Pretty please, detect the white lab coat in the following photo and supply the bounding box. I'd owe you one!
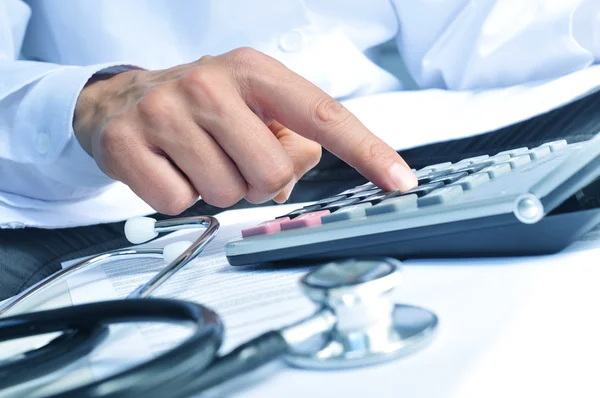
[1,0,599,228]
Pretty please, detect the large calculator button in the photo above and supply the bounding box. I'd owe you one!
[451,173,489,190]
[506,154,531,169]
[280,210,330,230]
[526,146,551,160]
[366,194,418,216]
[322,203,372,223]
[480,163,512,179]
[430,172,467,185]
[540,139,567,152]
[496,147,529,157]
[321,197,362,212]
[242,217,290,237]
[418,185,463,207]
[404,181,444,197]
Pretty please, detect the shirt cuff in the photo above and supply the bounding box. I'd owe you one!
[15,63,139,189]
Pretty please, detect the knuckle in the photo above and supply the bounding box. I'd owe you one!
[98,120,133,161]
[137,89,177,128]
[313,97,351,129]
[202,184,247,208]
[259,161,294,193]
[180,68,223,109]
[159,193,195,216]
[228,47,263,67]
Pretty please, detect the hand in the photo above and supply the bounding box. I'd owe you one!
[74,48,417,215]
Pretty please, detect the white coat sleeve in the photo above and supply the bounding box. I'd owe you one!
[0,0,134,202]
[391,0,600,90]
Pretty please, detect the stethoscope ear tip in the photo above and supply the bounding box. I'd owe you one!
[125,217,158,244]
[163,241,194,264]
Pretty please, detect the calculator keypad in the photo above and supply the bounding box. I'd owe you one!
[240,139,576,237]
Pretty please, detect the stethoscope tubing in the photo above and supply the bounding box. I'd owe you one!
[0,299,224,398]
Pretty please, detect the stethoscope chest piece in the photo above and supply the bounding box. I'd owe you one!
[284,257,438,369]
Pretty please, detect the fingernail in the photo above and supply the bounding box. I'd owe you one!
[273,179,296,203]
[389,163,418,191]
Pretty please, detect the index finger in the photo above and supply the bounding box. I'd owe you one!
[233,55,418,192]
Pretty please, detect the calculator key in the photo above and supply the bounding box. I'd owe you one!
[418,169,454,183]
[404,181,445,197]
[430,172,467,185]
[418,185,463,207]
[280,210,330,230]
[418,162,452,174]
[322,203,372,223]
[348,188,382,200]
[451,173,489,190]
[505,154,531,169]
[313,195,347,206]
[321,197,362,212]
[480,163,512,179]
[526,146,551,160]
[358,191,402,205]
[242,217,290,237]
[496,147,529,157]
[358,182,376,189]
[338,185,376,196]
[490,154,511,164]
[454,161,493,174]
[277,204,322,219]
[457,155,489,164]
[366,194,418,216]
[540,139,567,152]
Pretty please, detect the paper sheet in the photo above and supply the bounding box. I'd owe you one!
[59,205,600,398]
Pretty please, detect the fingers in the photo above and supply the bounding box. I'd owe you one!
[182,72,295,204]
[138,91,248,208]
[270,121,322,203]
[226,49,417,192]
[95,120,199,215]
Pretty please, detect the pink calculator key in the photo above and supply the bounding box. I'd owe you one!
[242,217,290,238]
[280,210,330,230]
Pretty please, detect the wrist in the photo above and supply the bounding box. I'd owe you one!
[73,68,146,155]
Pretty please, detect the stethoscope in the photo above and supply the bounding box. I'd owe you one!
[0,215,438,398]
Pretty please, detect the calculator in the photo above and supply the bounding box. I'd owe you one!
[225,135,600,265]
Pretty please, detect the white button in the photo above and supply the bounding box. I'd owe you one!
[36,132,50,155]
[279,29,305,52]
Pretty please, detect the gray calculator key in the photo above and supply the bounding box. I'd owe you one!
[451,173,489,190]
[366,194,418,216]
[496,147,529,157]
[418,185,463,207]
[490,154,511,164]
[418,169,453,183]
[430,171,467,184]
[418,162,452,173]
[480,163,512,178]
[322,203,372,224]
[506,154,531,169]
[540,139,567,152]
[526,146,551,160]
[457,155,489,164]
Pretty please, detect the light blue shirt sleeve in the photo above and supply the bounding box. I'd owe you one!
[0,0,134,201]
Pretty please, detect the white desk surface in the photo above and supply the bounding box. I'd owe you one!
[2,225,600,398]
